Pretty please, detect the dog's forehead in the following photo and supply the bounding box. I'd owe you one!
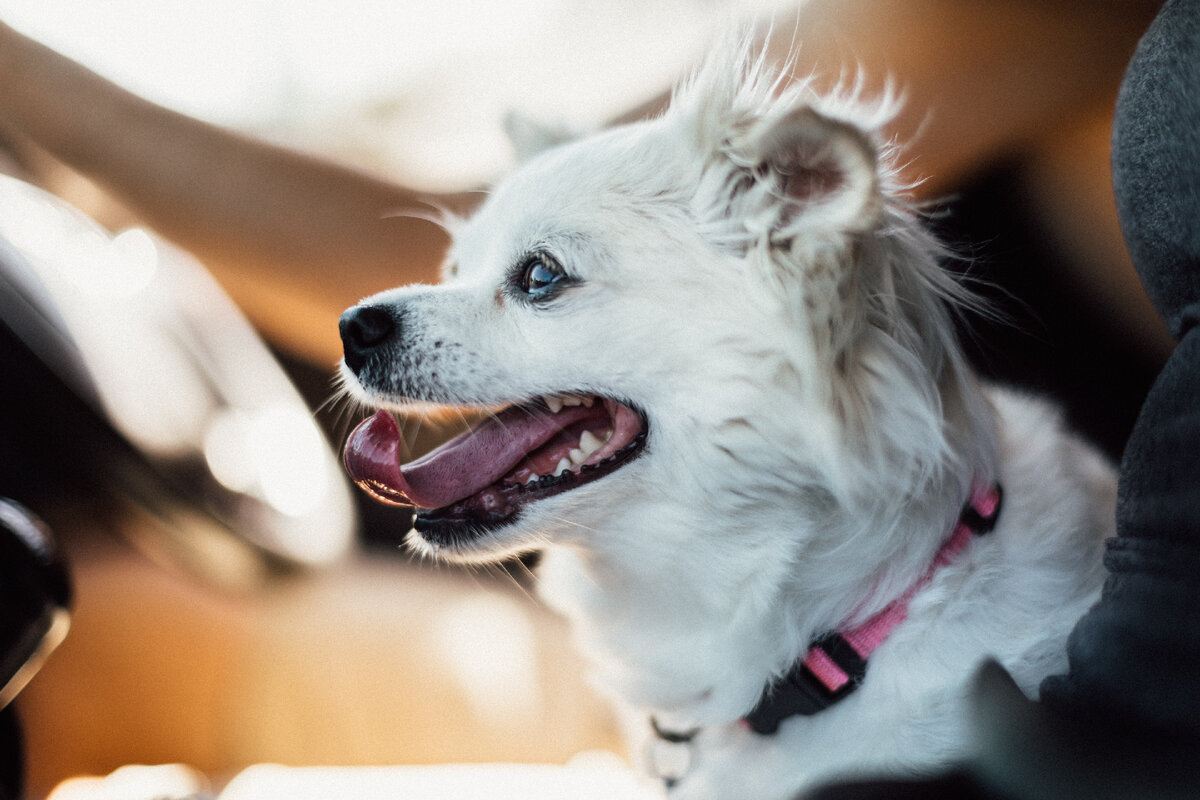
[449,121,686,274]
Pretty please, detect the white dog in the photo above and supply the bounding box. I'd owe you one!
[338,41,1115,799]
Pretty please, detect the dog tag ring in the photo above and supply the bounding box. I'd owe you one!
[649,717,699,788]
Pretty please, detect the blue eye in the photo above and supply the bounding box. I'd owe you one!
[519,253,567,299]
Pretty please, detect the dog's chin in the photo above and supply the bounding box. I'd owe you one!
[343,393,648,561]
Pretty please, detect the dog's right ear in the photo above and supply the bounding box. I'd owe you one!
[504,111,574,162]
[727,106,883,239]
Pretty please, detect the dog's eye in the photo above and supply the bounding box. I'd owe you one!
[518,253,568,300]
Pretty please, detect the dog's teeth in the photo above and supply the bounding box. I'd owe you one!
[578,430,604,457]
[555,457,572,476]
[569,448,587,466]
[524,473,538,485]
[545,393,594,412]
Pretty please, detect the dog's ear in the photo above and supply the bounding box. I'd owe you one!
[730,106,882,237]
[504,111,574,162]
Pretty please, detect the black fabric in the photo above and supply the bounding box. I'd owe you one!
[1039,0,1200,739]
[1109,0,1200,342]
[806,770,1008,800]
[1040,328,1200,733]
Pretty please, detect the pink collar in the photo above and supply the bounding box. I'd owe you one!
[742,481,1003,734]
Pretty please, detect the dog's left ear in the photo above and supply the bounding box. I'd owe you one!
[731,106,882,237]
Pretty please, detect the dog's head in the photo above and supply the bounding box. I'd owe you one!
[339,43,987,565]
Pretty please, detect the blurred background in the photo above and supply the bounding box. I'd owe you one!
[0,0,758,190]
[0,0,1170,797]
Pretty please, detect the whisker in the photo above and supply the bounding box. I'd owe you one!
[543,514,600,535]
[502,557,541,597]
[490,562,539,605]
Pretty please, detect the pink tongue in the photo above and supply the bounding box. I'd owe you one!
[343,405,599,509]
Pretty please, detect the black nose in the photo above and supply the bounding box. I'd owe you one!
[339,305,396,373]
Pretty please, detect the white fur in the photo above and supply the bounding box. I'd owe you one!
[343,39,1114,799]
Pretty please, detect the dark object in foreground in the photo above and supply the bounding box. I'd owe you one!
[0,499,72,800]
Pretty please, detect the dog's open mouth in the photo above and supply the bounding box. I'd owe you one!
[343,394,647,542]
